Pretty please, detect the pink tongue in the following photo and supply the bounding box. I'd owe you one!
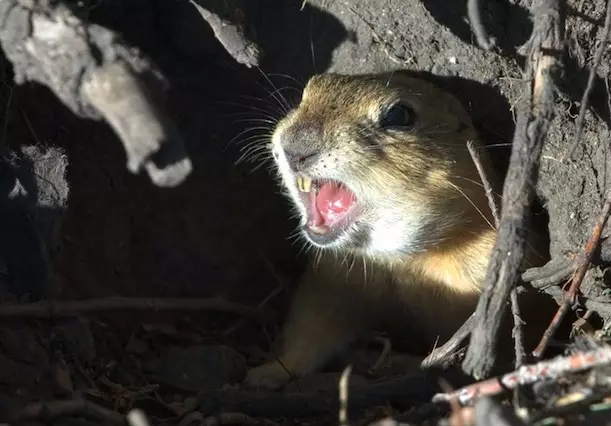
[315,182,356,225]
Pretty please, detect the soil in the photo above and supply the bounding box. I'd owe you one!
[0,0,610,424]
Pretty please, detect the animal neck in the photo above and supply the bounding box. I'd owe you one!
[394,221,497,295]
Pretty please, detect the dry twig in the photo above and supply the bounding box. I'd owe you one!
[462,0,565,379]
[510,289,525,367]
[563,0,611,161]
[195,369,469,418]
[127,409,152,426]
[467,140,525,368]
[9,399,124,423]
[422,314,474,367]
[0,296,268,321]
[532,194,611,358]
[434,345,611,406]
[189,0,262,68]
[339,365,352,426]
[522,235,611,287]
[466,141,500,227]
[467,0,496,50]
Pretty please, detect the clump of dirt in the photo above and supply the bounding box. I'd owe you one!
[0,0,610,425]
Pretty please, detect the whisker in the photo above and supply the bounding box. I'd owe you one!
[255,68,292,114]
[447,181,495,231]
[218,100,281,117]
[234,94,287,116]
[231,118,277,126]
[226,127,269,149]
[265,72,306,88]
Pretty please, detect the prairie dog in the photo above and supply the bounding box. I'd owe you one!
[245,72,545,389]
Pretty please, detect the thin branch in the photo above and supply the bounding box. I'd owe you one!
[9,399,124,423]
[422,314,474,367]
[521,235,611,287]
[536,285,611,318]
[532,194,611,358]
[422,140,506,370]
[467,0,496,50]
[433,345,611,406]
[339,365,352,426]
[189,0,262,68]
[467,140,525,368]
[127,409,152,426]
[195,369,469,418]
[510,290,525,367]
[467,140,500,227]
[0,297,269,321]
[462,0,565,379]
[521,259,575,288]
[426,233,611,369]
[563,0,611,161]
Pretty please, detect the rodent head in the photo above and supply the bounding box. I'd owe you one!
[270,72,494,258]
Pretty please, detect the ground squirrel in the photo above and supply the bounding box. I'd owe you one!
[245,71,550,389]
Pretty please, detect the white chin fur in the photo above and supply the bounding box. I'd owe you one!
[367,215,424,255]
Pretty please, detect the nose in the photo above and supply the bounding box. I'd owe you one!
[283,146,321,171]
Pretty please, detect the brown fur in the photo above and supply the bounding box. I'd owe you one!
[244,72,551,389]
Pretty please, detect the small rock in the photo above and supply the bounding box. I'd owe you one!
[145,345,246,392]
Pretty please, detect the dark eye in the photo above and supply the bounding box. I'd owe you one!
[379,103,416,129]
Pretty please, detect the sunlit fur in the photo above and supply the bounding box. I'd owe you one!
[244,72,546,390]
[272,74,497,259]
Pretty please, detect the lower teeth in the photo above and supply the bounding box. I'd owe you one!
[308,224,328,234]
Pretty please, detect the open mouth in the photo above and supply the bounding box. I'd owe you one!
[295,175,358,245]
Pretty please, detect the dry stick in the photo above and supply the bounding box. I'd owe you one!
[532,195,611,358]
[127,409,151,426]
[521,234,611,287]
[465,237,611,364]
[467,141,525,368]
[422,140,503,369]
[522,260,575,288]
[433,345,611,406]
[563,0,611,161]
[426,239,611,368]
[535,284,611,319]
[9,399,125,423]
[462,0,564,380]
[0,297,268,321]
[339,365,352,426]
[509,290,525,368]
[189,0,262,68]
[195,369,470,418]
[422,314,474,367]
[466,141,501,227]
[467,0,496,50]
